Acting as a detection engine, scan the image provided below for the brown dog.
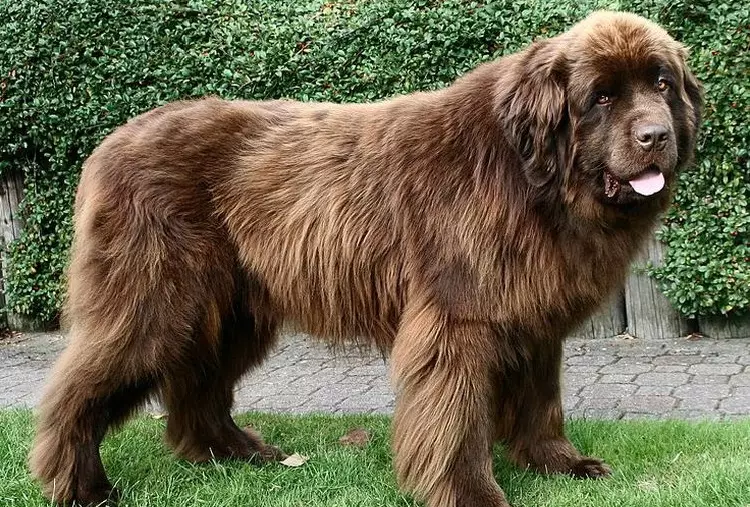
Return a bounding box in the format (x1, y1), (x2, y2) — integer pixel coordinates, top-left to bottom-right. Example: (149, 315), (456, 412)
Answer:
(30, 11), (701, 507)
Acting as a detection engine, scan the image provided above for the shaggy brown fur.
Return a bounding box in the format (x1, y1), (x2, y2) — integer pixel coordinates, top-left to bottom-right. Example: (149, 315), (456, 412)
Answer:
(30, 11), (701, 507)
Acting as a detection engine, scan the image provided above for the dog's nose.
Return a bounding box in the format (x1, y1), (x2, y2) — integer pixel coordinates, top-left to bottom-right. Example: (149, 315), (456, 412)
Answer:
(634, 124), (669, 151)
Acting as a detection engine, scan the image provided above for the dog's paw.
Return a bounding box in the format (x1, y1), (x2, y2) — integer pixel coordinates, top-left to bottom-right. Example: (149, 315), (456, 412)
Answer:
(570, 456), (611, 478)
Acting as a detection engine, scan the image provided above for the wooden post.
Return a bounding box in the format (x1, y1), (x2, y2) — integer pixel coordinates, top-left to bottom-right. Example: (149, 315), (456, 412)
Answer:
(0, 170), (25, 329)
(625, 234), (691, 339)
(699, 314), (750, 339)
(569, 291), (626, 339)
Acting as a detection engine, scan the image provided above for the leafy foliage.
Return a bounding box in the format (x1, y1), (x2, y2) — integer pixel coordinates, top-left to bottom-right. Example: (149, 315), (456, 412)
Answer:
(0, 0), (747, 322)
(642, 1), (750, 318)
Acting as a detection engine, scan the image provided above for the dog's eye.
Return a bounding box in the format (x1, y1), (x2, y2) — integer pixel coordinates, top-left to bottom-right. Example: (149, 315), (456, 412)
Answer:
(596, 94), (612, 106)
(657, 77), (670, 92)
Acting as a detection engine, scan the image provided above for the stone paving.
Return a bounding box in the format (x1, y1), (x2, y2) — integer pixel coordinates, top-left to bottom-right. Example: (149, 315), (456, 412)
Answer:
(2, 331), (750, 420)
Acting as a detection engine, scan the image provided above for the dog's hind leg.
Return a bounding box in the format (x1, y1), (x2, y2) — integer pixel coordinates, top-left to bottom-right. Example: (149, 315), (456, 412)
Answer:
(30, 190), (244, 505)
(30, 328), (158, 505)
(29, 280), (223, 506)
(162, 275), (285, 464)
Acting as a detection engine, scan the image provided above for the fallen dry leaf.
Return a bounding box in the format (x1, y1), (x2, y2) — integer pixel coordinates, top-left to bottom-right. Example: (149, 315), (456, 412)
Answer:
(151, 412), (168, 420)
(339, 428), (371, 448)
(280, 453), (309, 467)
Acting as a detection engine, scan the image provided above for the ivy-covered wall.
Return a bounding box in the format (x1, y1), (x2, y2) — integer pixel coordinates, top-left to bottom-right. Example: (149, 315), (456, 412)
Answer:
(0, 0), (748, 324)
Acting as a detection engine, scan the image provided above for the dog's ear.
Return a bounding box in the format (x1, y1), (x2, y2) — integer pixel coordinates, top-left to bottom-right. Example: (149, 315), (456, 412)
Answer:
(680, 53), (703, 136)
(496, 39), (570, 188)
(672, 47), (703, 163)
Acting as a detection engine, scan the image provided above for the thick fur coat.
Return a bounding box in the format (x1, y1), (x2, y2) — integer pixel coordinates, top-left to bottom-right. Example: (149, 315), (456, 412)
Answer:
(31, 11), (701, 507)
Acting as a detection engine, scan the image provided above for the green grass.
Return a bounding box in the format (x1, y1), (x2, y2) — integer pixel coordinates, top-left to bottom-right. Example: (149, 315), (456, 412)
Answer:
(1, 410), (749, 506)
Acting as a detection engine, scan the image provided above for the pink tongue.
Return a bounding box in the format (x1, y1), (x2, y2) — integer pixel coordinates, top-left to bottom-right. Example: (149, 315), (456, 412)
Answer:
(629, 171), (665, 196)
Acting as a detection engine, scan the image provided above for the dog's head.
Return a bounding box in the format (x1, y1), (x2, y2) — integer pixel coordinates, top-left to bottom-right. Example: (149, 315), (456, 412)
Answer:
(496, 11), (702, 221)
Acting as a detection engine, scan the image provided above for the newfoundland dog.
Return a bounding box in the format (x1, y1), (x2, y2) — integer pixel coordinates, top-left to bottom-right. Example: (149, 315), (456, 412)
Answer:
(31, 10), (701, 507)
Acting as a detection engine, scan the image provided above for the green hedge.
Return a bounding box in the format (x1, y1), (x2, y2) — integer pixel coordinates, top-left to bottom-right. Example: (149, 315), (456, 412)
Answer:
(0, 0), (748, 323)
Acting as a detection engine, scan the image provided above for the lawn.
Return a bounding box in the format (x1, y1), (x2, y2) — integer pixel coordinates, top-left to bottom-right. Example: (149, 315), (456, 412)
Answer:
(1, 410), (749, 507)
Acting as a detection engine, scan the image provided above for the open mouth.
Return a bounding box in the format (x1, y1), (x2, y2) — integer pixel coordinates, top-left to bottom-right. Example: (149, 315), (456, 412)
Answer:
(604, 166), (665, 199)
(604, 171), (621, 198)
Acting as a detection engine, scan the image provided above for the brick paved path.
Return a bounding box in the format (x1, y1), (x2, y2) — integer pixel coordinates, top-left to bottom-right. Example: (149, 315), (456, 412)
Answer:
(2, 332), (749, 420)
